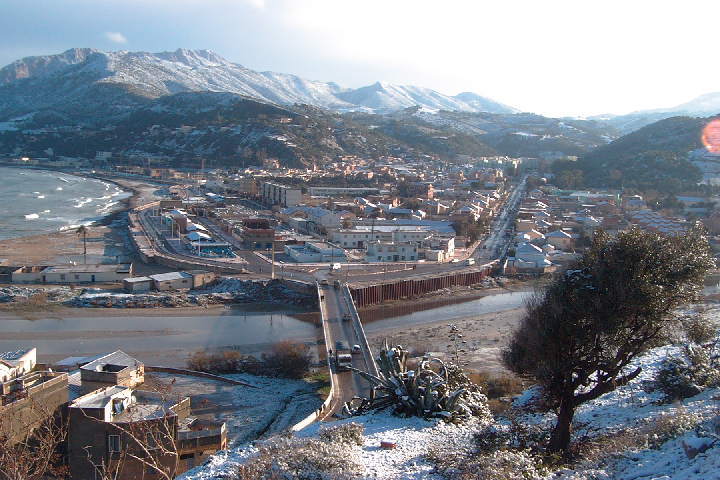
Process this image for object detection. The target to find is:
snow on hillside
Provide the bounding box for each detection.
[0,48,516,116]
[180,304,720,480]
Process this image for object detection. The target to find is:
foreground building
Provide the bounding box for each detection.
[0,348,68,444]
[68,386,226,479]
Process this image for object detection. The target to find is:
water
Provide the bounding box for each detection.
[362,291,531,332]
[0,305,319,365]
[0,292,528,366]
[0,167,130,240]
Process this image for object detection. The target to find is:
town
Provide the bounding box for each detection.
[2,5,720,477]
[2,146,719,478]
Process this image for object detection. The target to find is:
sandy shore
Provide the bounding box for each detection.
[0,173,171,275]
[367,304,524,375]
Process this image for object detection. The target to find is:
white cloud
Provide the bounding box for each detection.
[104,31,127,44]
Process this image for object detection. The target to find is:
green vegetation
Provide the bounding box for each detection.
[503,228,714,453]
[552,115,716,194]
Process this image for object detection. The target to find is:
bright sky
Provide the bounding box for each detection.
[1,0,719,117]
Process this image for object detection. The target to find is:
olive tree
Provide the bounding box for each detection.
[503,227,714,453]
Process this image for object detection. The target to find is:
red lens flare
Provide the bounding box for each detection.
[701,119,720,153]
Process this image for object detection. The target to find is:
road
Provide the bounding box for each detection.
[475,174,527,261]
[129,176,528,421]
[317,281,373,419]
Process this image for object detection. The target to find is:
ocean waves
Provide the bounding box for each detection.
[1,167,130,240]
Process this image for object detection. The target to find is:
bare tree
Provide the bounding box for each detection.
[503,227,714,454]
[83,414,180,480]
[75,385,188,480]
[0,398,68,480]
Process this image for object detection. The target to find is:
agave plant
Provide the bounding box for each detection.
[344,341,490,422]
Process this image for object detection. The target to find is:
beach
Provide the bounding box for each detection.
[0,171,169,275]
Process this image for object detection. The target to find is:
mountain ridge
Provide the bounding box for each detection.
[0,48,518,120]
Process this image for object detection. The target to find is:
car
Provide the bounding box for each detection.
[450,258,460,263]
[319,279,329,285]
[342,313,352,322]
[352,344,362,354]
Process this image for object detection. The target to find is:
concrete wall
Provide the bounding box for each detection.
[80,365,144,394]
[0,373,68,444]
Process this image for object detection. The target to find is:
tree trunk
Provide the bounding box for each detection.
[550,396,575,453]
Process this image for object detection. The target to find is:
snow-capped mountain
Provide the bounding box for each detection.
[597,91,720,133]
[0,48,516,121]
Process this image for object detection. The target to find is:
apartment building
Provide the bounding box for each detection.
[365,241,418,262]
[0,348,68,444]
[68,386,226,480]
[260,181,302,207]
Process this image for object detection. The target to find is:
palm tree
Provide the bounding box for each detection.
[76,225,89,264]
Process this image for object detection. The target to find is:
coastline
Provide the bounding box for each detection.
[0,167,163,268]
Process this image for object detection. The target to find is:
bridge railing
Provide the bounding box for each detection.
[290,282,337,432]
[341,284,379,378]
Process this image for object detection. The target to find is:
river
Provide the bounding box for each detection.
[0,291,532,366]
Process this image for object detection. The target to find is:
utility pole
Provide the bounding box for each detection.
[270,241,276,279]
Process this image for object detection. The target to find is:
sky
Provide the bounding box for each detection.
[1,0,719,118]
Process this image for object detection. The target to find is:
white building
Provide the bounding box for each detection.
[329,226,433,249]
[0,348,37,382]
[261,182,302,207]
[365,241,418,262]
[515,242,550,267]
[308,186,380,197]
[11,264,133,284]
[285,242,347,263]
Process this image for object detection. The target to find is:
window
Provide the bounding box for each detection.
[60,274,66,281]
[146,432,158,449]
[108,434,120,453]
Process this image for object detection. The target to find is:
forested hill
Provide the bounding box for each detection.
[551,115,712,193]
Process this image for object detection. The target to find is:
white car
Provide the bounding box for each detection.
[352,345,362,354]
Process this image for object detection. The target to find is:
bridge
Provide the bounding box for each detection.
[127,177,527,428]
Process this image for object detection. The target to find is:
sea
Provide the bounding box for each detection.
[0,167,131,240]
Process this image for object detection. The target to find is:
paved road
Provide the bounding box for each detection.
[475,174,527,262]
[317,281,373,419]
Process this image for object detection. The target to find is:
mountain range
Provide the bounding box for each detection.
[0,48,517,123]
[593,93,720,133]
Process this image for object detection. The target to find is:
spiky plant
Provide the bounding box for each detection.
[345,341,490,422]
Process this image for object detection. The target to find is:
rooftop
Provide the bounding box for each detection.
[41,263,132,274]
[81,350,141,373]
[149,271,193,282]
[0,348,33,361]
[123,276,152,283]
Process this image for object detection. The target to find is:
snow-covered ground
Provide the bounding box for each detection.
[181,305,720,480]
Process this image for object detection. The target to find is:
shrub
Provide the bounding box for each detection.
[428,446,549,480]
[262,340,312,379]
[187,350,260,374]
[188,341,312,379]
[654,344,720,402]
[318,422,364,446]
[681,315,718,344]
[235,435,363,480]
